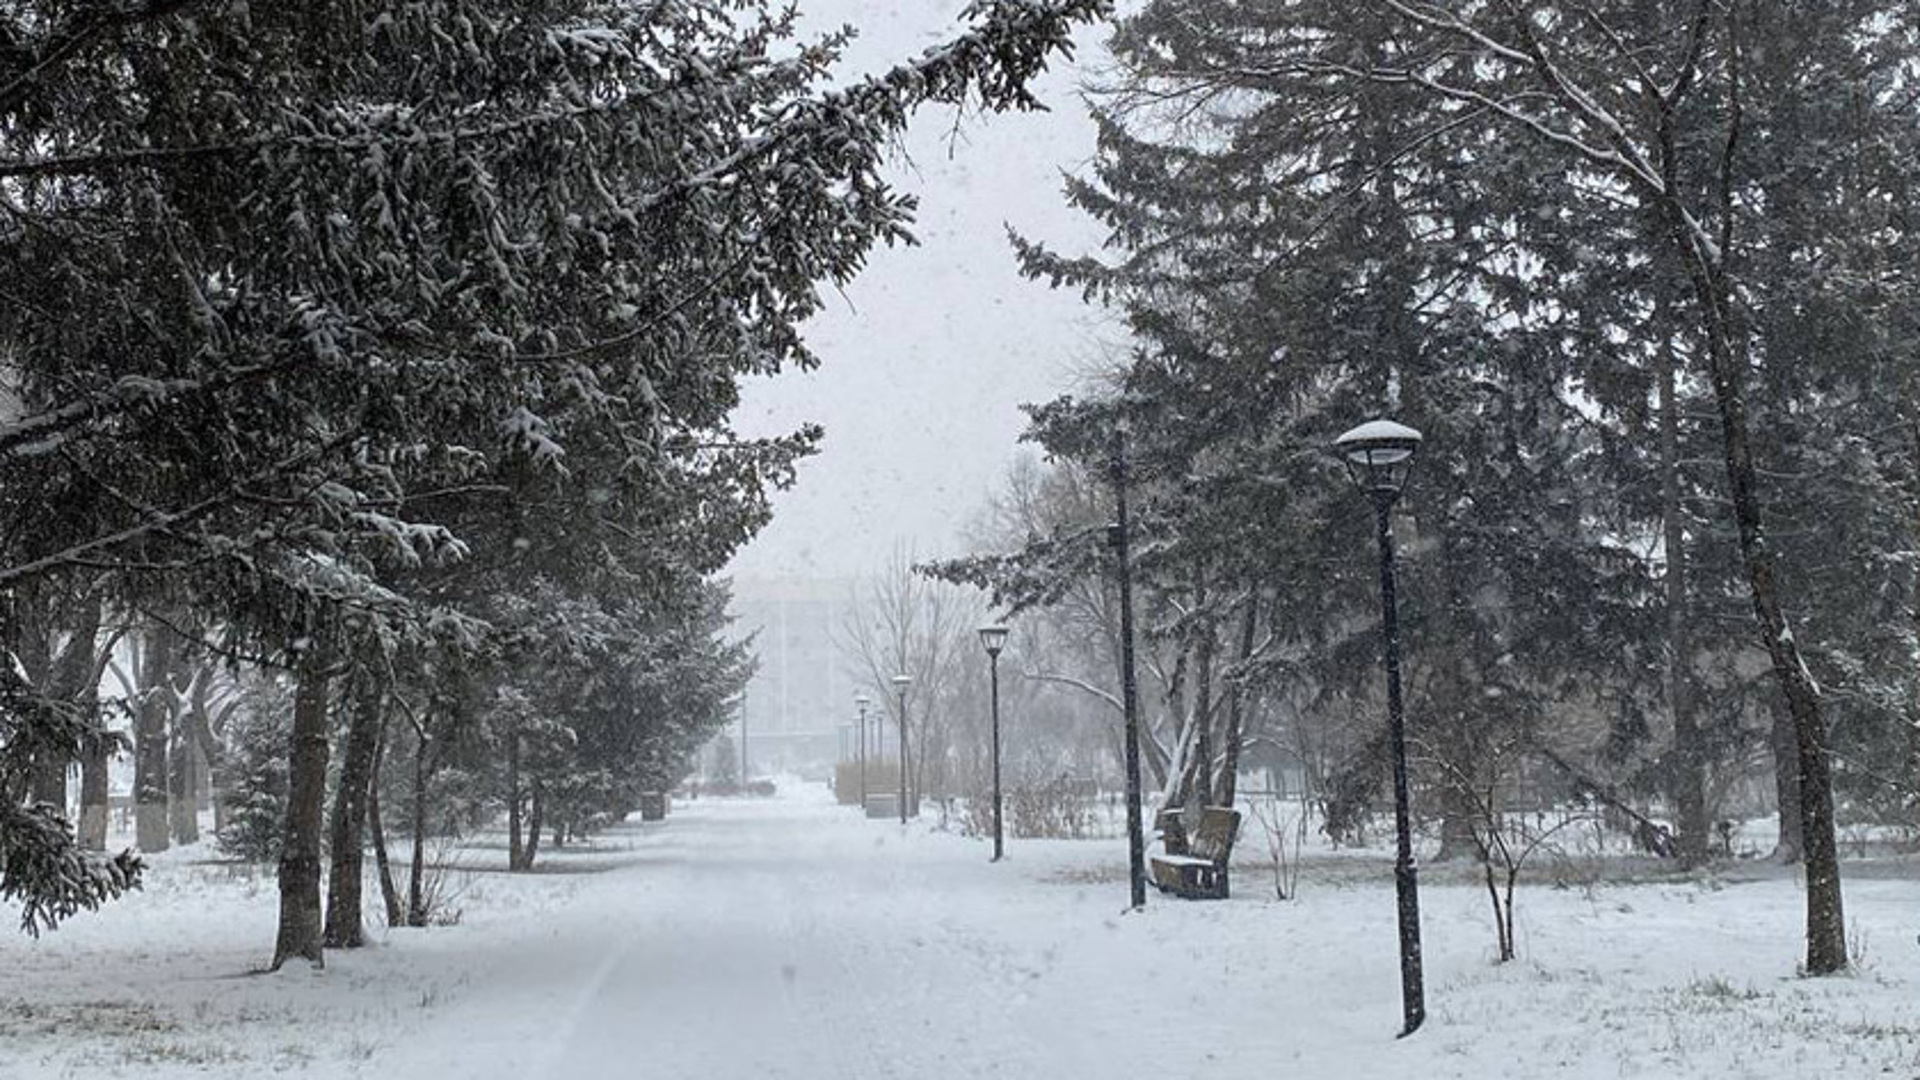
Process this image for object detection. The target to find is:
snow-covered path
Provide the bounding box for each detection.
[5,785,1917,1079]
[381,792,1179,1079]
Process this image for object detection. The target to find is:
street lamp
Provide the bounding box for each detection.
[854,693,872,809]
[977,624,1011,862]
[890,674,912,824]
[1108,429,1148,910]
[1334,417,1426,1038]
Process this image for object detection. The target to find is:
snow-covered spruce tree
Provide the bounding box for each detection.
[0,0,1108,945]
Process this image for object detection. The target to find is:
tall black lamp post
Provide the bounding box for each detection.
[855,693,872,808]
[977,624,1010,861]
[1108,430,1148,911]
[1334,418,1426,1038]
[891,674,912,824]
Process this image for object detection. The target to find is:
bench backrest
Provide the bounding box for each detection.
[1187,807,1241,863]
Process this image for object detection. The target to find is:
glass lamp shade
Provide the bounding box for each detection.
[890,674,912,688]
[1334,419,1423,495]
[977,624,1010,657]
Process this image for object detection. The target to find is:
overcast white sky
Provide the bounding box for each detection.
[723,1,1119,582]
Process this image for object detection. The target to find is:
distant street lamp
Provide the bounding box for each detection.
[854,693,872,808]
[1334,417,1426,1038]
[977,624,1011,862]
[891,674,912,824]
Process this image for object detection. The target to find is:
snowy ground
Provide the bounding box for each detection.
[3,786,1916,1079]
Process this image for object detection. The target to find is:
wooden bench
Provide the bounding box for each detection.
[1149,805,1241,900]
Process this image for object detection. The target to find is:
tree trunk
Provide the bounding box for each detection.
[1191,581,1217,809]
[1676,218,1845,973]
[133,624,175,852]
[1660,318,1709,867]
[323,672,383,948]
[407,717,431,928]
[368,712,405,929]
[1768,692,1804,864]
[521,781,543,872]
[271,643,334,971]
[79,734,110,850]
[169,714,200,845]
[506,731,524,871]
[1218,598,1258,807]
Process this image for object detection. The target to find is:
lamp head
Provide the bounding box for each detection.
[977,624,1010,657]
[1333,419,1423,498]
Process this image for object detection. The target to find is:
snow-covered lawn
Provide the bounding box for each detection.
[3,786,1915,1079]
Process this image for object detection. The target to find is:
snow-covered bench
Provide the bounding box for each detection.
[1149,806,1240,900]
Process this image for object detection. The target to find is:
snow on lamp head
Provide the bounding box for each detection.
[1333,418,1423,500]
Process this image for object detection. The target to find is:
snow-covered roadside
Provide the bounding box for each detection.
[3,786,1915,1079]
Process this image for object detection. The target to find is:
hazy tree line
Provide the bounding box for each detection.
[931,0,1919,976]
[0,0,1108,965]
[838,539,1119,835]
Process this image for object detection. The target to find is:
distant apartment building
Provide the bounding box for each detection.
[724,576,855,777]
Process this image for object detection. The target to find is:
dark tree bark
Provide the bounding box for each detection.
[1768,692,1804,864]
[407,714,431,927]
[506,730,524,871]
[271,642,334,971]
[367,712,405,929]
[323,672,383,948]
[521,781,543,872]
[1217,597,1258,807]
[1190,571,1216,809]
[133,623,175,852]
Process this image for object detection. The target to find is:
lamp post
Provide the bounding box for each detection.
[855,693,872,808]
[977,624,1010,861]
[1108,430,1148,911]
[891,674,912,824]
[1334,418,1426,1038]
